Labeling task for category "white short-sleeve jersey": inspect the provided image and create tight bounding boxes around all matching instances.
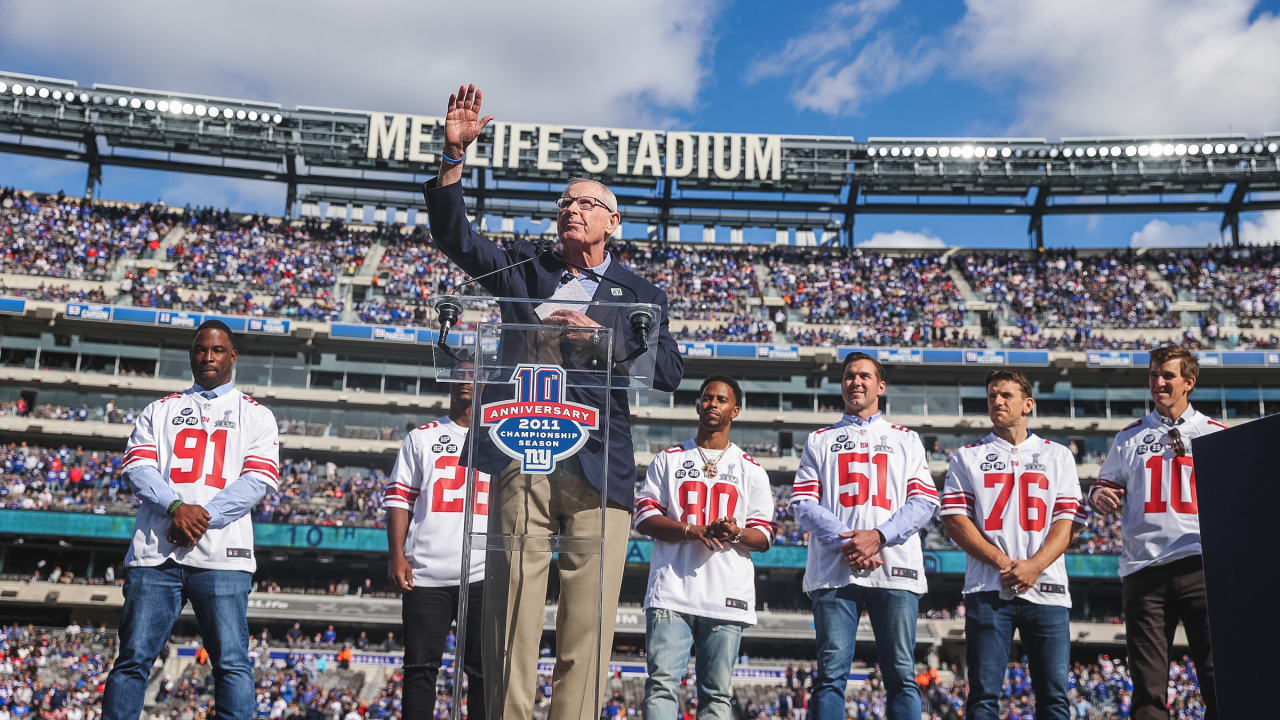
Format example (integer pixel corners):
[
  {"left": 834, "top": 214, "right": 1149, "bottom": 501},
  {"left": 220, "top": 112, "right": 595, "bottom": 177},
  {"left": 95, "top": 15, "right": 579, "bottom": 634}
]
[
  {"left": 1093, "top": 406, "right": 1226, "bottom": 577},
  {"left": 635, "top": 440, "right": 774, "bottom": 625},
  {"left": 941, "top": 433, "right": 1084, "bottom": 607},
  {"left": 790, "top": 415, "right": 938, "bottom": 595},
  {"left": 382, "top": 418, "right": 489, "bottom": 587},
  {"left": 122, "top": 386, "right": 280, "bottom": 573}
]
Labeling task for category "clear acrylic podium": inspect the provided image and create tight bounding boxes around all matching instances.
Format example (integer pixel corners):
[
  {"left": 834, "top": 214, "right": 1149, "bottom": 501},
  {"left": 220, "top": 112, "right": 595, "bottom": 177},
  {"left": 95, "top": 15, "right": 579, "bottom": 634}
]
[{"left": 430, "top": 295, "right": 662, "bottom": 720}]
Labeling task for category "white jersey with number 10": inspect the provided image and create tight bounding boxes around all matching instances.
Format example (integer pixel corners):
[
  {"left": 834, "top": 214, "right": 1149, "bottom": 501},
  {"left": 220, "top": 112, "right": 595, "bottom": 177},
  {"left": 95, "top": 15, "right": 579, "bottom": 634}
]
[{"left": 1093, "top": 406, "right": 1226, "bottom": 577}]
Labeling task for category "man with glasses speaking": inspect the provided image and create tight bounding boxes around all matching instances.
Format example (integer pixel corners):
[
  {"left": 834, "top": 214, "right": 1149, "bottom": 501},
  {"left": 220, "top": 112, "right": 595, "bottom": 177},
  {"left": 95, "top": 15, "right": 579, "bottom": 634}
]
[
  {"left": 422, "top": 84, "right": 684, "bottom": 720},
  {"left": 1090, "top": 345, "right": 1225, "bottom": 720}
]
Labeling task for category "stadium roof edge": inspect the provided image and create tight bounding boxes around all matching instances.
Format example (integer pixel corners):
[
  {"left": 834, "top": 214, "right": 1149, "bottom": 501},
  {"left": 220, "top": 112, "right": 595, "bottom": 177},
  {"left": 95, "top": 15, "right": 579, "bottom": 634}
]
[
  {"left": 0, "top": 70, "right": 77, "bottom": 85},
  {"left": 867, "top": 136, "right": 1048, "bottom": 143},
  {"left": 91, "top": 82, "right": 282, "bottom": 109},
  {"left": 294, "top": 103, "right": 380, "bottom": 116},
  {"left": 1060, "top": 133, "right": 1250, "bottom": 142}
]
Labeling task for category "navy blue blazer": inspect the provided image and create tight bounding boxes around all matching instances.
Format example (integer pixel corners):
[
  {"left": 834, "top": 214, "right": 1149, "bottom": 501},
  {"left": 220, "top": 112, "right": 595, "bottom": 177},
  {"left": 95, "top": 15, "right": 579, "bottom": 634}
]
[{"left": 423, "top": 178, "right": 684, "bottom": 507}]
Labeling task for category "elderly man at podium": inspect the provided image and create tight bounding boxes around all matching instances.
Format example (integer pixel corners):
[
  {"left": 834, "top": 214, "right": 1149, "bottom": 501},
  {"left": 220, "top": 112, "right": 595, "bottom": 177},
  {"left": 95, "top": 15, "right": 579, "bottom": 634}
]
[{"left": 422, "top": 84, "right": 684, "bottom": 720}]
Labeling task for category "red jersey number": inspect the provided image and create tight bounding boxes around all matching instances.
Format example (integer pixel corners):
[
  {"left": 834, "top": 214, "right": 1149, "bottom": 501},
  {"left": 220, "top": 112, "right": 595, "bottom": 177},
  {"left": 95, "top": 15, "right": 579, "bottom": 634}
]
[
  {"left": 837, "top": 452, "right": 892, "bottom": 511},
  {"left": 169, "top": 428, "right": 229, "bottom": 489},
  {"left": 677, "top": 481, "right": 740, "bottom": 526},
  {"left": 982, "top": 472, "right": 1050, "bottom": 532},
  {"left": 430, "top": 456, "right": 489, "bottom": 514},
  {"left": 1142, "top": 455, "right": 1197, "bottom": 515}
]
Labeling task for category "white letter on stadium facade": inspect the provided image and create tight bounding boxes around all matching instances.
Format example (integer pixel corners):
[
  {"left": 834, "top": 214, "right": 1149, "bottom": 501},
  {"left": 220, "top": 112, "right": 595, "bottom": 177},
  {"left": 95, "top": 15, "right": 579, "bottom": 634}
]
[
  {"left": 407, "top": 115, "right": 436, "bottom": 163},
  {"left": 632, "top": 131, "right": 663, "bottom": 177},
  {"left": 508, "top": 123, "right": 537, "bottom": 169},
  {"left": 581, "top": 128, "right": 610, "bottom": 174},
  {"left": 366, "top": 113, "right": 406, "bottom": 160},
  {"left": 745, "top": 135, "right": 782, "bottom": 181},
  {"left": 537, "top": 125, "right": 564, "bottom": 171},
  {"left": 613, "top": 130, "right": 636, "bottom": 175},
  {"left": 666, "top": 132, "right": 694, "bottom": 178},
  {"left": 697, "top": 133, "right": 712, "bottom": 179},
  {"left": 713, "top": 134, "right": 742, "bottom": 180}
]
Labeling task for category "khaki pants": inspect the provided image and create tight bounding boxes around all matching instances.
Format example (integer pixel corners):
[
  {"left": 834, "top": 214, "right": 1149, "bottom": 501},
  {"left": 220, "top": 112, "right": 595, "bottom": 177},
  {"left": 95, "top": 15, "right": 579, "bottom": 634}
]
[{"left": 482, "top": 457, "right": 630, "bottom": 720}]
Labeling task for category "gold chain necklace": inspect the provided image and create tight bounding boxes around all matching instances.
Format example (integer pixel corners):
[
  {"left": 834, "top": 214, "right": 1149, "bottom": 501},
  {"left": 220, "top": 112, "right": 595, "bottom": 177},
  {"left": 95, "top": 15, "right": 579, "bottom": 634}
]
[{"left": 695, "top": 444, "right": 730, "bottom": 478}]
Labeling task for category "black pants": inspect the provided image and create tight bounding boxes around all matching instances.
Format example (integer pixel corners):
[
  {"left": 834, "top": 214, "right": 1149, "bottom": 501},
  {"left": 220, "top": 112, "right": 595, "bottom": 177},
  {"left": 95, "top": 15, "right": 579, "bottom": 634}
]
[
  {"left": 402, "top": 581, "right": 486, "bottom": 720},
  {"left": 1122, "top": 555, "right": 1216, "bottom": 720}
]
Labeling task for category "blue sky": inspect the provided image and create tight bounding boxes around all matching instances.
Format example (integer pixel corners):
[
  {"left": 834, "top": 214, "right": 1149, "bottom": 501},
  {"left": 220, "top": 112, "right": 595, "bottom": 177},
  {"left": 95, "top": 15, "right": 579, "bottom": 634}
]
[{"left": 3, "top": 0, "right": 1280, "bottom": 249}]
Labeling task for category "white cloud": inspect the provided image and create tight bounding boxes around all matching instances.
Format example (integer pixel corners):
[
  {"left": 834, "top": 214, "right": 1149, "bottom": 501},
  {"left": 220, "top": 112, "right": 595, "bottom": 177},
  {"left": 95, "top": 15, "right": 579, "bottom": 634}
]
[
  {"left": 858, "top": 229, "right": 948, "bottom": 248},
  {"left": 1129, "top": 212, "right": 1280, "bottom": 248},
  {"left": 951, "top": 0, "right": 1280, "bottom": 136},
  {"left": 745, "top": 0, "right": 898, "bottom": 83},
  {"left": 0, "top": 1, "right": 718, "bottom": 128}
]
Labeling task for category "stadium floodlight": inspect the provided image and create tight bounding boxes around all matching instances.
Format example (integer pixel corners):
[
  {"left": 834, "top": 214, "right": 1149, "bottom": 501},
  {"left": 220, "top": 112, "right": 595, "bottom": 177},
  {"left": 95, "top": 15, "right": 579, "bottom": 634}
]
[
  {"left": 207, "top": 105, "right": 218, "bottom": 118},
  {"left": 1138, "top": 145, "right": 1151, "bottom": 156},
  {"left": 988, "top": 147, "right": 1000, "bottom": 158},
  {"left": 0, "top": 82, "right": 7, "bottom": 94},
  {"left": 1109, "top": 145, "right": 1121, "bottom": 156},
  {"left": 1085, "top": 147, "right": 1097, "bottom": 157},
  {"left": 169, "top": 101, "right": 182, "bottom": 115},
  {"left": 913, "top": 146, "right": 924, "bottom": 157},
  {"left": 1001, "top": 147, "right": 1011, "bottom": 158},
  {"left": 144, "top": 99, "right": 156, "bottom": 111},
  {"left": 890, "top": 146, "right": 900, "bottom": 157},
  {"left": 115, "top": 96, "right": 126, "bottom": 107},
  {"left": 1269, "top": 142, "right": 1278, "bottom": 153},
  {"left": 52, "top": 90, "right": 63, "bottom": 100},
  {"left": 962, "top": 145, "right": 975, "bottom": 159},
  {"left": 926, "top": 146, "right": 937, "bottom": 158},
  {"left": 1151, "top": 145, "right": 1163, "bottom": 157},
  {"left": 130, "top": 97, "right": 141, "bottom": 109},
  {"left": 195, "top": 104, "right": 206, "bottom": 116},
  {"left": 1188, "top": 144, "right": 1200, "bottom": 155},
  {"left": 1227, "top": 143, "right": 1238, "bottom": 153},
  {"left": 248, "top": 110, "right": 259, "bottom": 121},
  {"left": 25, "top": 85, "right": 36, "bottom": 97},
  {"left": 1214, "top": 143, "right": 1226, "bottom": 154},
  {"left": 878, "top": 147, "right": 889, "bottom": 156},
  {"left": 1174, "top": 143, "right": 1187, "bottom": 156},
  {"left": 157, "top": 100, "right": 169, "bottom": 112},
  {"left": 954, "top": 146, "right": 966, "bottom": 157},
  {"left": 1099, "top": 146, "right": 1109, "bottom": 157},
  {"left": 1037, "top": 149, "right": 1048, "bottom": 158},
  {"left": 260, "top": 113, "right": 270, "bottom": 124},
  {"left": 938, "top": 146, "right": 950, "bottom": 158},
  {"left": 1254, "top": 143, "right": 1263, "bottom": 153},
  {"left": 90, "top": 94, "right": 101, "bottom": 104},
  {"left": 1048, "top": 147, "right": 1059, "bottom": 158},
  {"left": 10, "top": 83, "right": 22, "bottom": 95},
  {"left": 181, "top": 103, "right": 194, "bottom": 115},
  {"left": 38, "top": 87, "right": 49, "bottom": 98},
  {"left": 78, "top": 92, "right": 88, "bottom": 103},
  {"left": 223, "top": 108, "right": 233, "bottom": 119},
  {"left": 1014, "top": 148, "right": 1024, "bottom": 157},
  {"left": 236, "top": 109, "right": 247, "bottom": 120}
]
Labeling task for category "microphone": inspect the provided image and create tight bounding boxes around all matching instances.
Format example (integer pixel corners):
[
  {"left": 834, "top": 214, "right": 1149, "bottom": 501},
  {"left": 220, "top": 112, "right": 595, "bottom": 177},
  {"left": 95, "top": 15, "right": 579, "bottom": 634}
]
[{"left": 550, "top": 251, "right": 653, "bottom": 363}]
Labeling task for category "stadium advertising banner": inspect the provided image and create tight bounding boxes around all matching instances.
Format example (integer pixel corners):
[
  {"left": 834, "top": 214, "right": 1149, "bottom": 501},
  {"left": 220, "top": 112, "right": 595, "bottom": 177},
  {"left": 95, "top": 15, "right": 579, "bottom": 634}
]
[
  {"left": 0, "top": 297, "right": 25, "bottom": 315},
  {"left": 63, "top": 303, "right": 290, "bottom": 335},
  {"left": 839, "top": 347, "right": 1051, "bottom": 366},
  {"left": 328, "top": 322, "right": 476, "bottom": 347},
  {"left": 1087, "top": 350, "right": 1280, "bottom": 368}
]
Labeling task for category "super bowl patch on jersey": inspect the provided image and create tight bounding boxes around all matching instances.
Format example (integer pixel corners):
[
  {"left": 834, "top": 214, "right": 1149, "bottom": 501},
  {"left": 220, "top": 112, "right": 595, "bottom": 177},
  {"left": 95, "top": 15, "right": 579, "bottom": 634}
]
[{"left": 480, "top": 364, "right": 600, "bottom": 474}]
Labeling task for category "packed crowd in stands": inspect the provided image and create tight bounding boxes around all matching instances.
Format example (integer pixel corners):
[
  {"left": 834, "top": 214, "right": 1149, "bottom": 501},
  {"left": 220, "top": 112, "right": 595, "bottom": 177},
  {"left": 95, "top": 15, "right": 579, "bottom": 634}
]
[
  {"left": 674, "top": 315, "right": 776, "bottom": 344},
  {"left": 768, "top": 250, "right": 967, "bottom": 334},
  {"left": 788, "top": 324, "right": 988, "bottom": 349},
  {"left": 1158, "top": 245, "right": 1280, "bottom": 318},
  {"left": 0, "top": 189, "right": 172, "bottom": 281},
  {"left": 616, "top": 243, "right": 763, "bottom": 318},
  {"left": 118, "top": 273, "right": 347, "bottom": 323},
  {"left": 166, "top": 213, "right": 370, "bottom": 297},
  {"left": 0, "top": 281, "right": 110, "bottom": 304},
  {"left": 0, "top": 616, "right": 1211, "bottom": 720},
  {"left": 957, "top": 251, "right": 1178, "bottom": 329}
]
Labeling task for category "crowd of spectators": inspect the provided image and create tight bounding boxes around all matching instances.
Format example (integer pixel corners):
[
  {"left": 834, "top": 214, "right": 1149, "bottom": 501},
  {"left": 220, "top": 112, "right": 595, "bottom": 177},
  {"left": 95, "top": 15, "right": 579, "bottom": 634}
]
[
  {"left": 768, "top": 250, "right": 967, "bottom": 333},
  {"left": 0, "top": 281, "right": 110, "bottom": 304},
  {"left": 118, "top": 273, "right": 346, "bottom": 323},
  {"left": 166, "top": 213, "right": 370, "bottom": 298},
  {"left": 1158, "top": 245, "right": 1280, "bottom": 318},
  {"left": 0, "top": 189, "right": 172, "bottom": 281},
  {"left": 674, "top": 315, "right": 777, "bottom": 344},
  {"left": 788, "top": 324, "right": 987, "bottom": 348},
  {"left": 0, "top": 623, "right": 113, "bottom": 720},
  {"left": 957, "top": 251, "right": 1178, "bottom": 329},
  {"left": 617, "top": 244, "right": 762, "bottom": 318}
]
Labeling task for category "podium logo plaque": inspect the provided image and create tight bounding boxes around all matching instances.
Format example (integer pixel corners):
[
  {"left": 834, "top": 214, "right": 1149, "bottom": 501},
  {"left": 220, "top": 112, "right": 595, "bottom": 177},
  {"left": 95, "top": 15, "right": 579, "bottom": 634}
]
[{"left": 480, "top": 364, "right": 600, "bottom": 473}]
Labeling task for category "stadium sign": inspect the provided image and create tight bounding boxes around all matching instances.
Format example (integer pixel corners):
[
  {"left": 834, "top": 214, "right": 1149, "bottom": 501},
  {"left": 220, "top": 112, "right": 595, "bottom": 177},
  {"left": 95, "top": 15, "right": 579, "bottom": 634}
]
[
  {"left": 481, "top": 364, "right": 599, "bottom": 473},
  {"left": 0, "top": 297, "right": 26, "bottom": 315},
  {"left": 367, "top": 114, "right": 785, "bottom": 182},
  {"left": 63, "top": 303, "right": 291, "bottom": 335}
]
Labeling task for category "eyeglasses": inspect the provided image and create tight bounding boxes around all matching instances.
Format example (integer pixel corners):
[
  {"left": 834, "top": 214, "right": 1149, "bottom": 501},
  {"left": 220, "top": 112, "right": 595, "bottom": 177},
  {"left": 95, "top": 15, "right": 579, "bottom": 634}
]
[
  {"left": 1167, "top": 427, "right": 1186, "bottom": 457},
  {"left": 555, "top": 195, "right": 613, "bottom": 213}
]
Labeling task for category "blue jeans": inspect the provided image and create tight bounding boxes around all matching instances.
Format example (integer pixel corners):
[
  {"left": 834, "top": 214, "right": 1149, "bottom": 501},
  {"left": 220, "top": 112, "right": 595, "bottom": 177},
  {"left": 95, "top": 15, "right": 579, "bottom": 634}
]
[
  {"left": 104, "top": 562, "right": 253, "bottom": 720},
  {"left": 643, "top": 608, "right": 743, "bottom": 720},
  {"left": 810, "top": 585, "right": 920, "bottom": 720},
  {"left": 964, "top": 592, "right": 1070, "bottom": 720}
]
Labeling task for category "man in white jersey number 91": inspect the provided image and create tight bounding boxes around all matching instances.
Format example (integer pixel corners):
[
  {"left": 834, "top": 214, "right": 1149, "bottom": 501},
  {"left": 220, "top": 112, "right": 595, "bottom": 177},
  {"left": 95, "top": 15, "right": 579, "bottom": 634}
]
[{"left": 103, "top": 320, "right": 281, "bottom": 720}]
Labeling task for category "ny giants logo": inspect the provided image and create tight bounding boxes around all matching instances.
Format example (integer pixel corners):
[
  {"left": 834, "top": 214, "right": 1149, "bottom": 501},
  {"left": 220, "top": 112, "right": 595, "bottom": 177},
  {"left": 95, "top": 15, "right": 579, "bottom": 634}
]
[{"left": 480, "top": 364, "right": 599, "bottom": 473}]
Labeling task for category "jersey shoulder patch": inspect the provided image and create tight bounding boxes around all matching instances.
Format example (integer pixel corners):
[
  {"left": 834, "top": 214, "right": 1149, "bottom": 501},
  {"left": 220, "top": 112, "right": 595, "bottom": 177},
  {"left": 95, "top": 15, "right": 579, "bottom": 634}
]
[
  {"left": 813, "top": 425, "right": 839, "bottom": 435},
  {"left": 742, "top": 452, "right": 762, "bottom": 468},
  {"left": 415, "top": 420, "right": 441, "bottom": 431},
  {"left": 962, "top": 439, "right": 985, "bottom": 449},
  {"left": 662, "top": 444, "right": 685, "bottom": 454},
  {"left": 1206, "top": 418, "right": 1228, "bottom": 429},
  {"left": 889, "top": 424, "right": 912, "bottom": 433},
  {"left": 158, "top": 393, "right": 182, "bottom": 403},
  {"left": 1122, "top": 419, "right": 1144, "bottom": 431},
  {"left": 241, "top": 394, "right": 260, "bottom": 406}
]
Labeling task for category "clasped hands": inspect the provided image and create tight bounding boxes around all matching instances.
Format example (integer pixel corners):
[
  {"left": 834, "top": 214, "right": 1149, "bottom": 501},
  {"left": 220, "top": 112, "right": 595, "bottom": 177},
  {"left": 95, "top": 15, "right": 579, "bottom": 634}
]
[
  {"left": 996, "top": 556, "right": 1043, "bottom": 595},
  {"left": 687, "top": 517, "right": 745, "bottom": 551},
  {"left": 543, "top": 309, "right": 602, "bottom": 343},
  {"left": 166, "top": 504, "right": 211, "bottom": 548},
  {"left": 839, "top": 529, "right": 885, "bottom": 572}
]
